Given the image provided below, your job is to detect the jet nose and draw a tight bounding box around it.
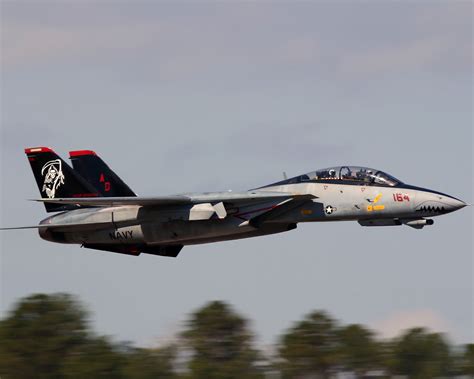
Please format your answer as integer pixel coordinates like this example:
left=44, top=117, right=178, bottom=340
left=443, top=197, right=467, bottom=212
left=414, top=191, right=467, bottom=215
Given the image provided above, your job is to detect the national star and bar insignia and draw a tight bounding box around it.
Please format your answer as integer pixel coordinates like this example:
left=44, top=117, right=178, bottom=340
left=325, top=205, right=335, bottom=215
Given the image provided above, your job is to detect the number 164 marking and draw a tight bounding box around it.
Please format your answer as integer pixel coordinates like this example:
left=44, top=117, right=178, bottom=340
left=393, top=193, right=410, bottom=202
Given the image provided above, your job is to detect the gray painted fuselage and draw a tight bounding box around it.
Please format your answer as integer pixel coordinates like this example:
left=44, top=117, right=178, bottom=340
left=39, top=179, right=466, bottom=253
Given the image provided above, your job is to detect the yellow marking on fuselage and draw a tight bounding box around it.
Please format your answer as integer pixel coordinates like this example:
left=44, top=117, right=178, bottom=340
left=301, top=209, right=313, bottom=215
left=373, top=193, right=382, bottom=203
left=367, top=204, right=385, bottom=212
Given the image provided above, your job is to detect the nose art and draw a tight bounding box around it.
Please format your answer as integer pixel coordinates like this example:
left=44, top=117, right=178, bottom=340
left=415, top=192, right=467, bottom=214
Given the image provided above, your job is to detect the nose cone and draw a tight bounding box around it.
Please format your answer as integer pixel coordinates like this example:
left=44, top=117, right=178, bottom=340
left=415, top=190, right=467, bottom=215
left=447, top=197, right=467, bottom=211
left=443, top=197, right=467, bottom=212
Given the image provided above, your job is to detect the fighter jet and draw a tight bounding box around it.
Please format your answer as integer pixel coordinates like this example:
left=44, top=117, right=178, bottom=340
left=1, top=147, right=467, bottom=257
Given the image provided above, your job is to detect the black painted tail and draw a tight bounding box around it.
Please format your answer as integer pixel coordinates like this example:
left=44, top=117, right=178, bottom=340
left=69, top=150, right=136, bottom=197
left=25, top=147, right=100, bottom=212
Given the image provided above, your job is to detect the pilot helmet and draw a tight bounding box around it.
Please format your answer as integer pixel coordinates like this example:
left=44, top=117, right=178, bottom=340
left=329, top=169, right=336, bottom=177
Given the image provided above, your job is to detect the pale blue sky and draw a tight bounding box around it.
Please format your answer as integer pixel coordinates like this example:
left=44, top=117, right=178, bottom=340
left=1, top=2, right=472, bottom=347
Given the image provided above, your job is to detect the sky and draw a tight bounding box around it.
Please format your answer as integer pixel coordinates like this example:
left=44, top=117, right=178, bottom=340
left=1, top=1, right=472, bottom=348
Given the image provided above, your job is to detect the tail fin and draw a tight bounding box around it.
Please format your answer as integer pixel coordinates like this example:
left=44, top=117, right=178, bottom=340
left=69, top=150, right=136, bottom=197
left=25, top=147, right=100, bottom=212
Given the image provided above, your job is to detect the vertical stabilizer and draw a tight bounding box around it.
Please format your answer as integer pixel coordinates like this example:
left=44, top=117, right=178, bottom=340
left=25, top=147, right=99, bottom=212
left=69, top=150, right=136, bottom=197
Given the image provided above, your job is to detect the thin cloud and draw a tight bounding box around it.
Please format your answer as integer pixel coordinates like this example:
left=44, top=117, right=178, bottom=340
left=372, top=309, right=455, bottom=340
left=3, top=2, right=470, bottom=78
left=1, top=23, right=161, bottom=67
left=339, top=37, right=449, bottom=75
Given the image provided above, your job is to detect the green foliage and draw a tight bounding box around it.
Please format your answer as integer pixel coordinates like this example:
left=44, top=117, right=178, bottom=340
left=277, top=310, right=340, bottom=378
left=461, top=343, right=474, bottom=375
left=338, top=324, right=381, bottom=374
left=122, top=345, right=177, bottom=379
left=0, top=293, right=470, bottom=378
left=390, top=327, right=452, bottom=378
left=0, top=293, right=88, bottom=379
left=61, top=336, right=126, bottom=378
left=0, top=293, right=177, bottom=379
left=182, top=300, right=263, bottom=379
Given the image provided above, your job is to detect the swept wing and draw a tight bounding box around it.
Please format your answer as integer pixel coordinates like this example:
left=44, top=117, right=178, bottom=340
left=35, top=191, right=315, bottom=207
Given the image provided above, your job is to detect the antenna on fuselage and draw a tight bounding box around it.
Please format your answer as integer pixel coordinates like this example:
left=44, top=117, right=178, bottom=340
left=283, top=172, right=288, bottom=180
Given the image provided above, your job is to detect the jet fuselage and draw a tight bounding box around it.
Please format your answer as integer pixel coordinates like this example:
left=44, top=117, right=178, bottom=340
left=14, top=149, right=467, bottom=258
left=39, top=180, right=466, bottom=250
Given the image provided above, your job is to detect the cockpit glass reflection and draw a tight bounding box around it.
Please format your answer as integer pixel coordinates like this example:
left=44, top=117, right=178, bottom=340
left=313, top=166, right=401, bottom=186
left=264, top=166, right=402, bottom=188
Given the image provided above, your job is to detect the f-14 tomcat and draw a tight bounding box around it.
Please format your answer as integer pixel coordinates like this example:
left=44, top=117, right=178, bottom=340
left=2, top=147, right=467, bottom=258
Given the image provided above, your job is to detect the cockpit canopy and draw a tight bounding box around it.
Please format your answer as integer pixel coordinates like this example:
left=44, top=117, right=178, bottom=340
left=274, top=166, right=402, bottom=187
left=312, top=166, right=401, bottom=186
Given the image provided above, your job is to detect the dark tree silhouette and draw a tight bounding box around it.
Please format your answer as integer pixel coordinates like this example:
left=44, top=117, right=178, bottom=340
left=182, top=300, right=263, bottom=379
left=278, top=310, right=340, bottom=379
left=0, top=293, right=88, bottom=379
left=390, top=327, right=452, bottom=378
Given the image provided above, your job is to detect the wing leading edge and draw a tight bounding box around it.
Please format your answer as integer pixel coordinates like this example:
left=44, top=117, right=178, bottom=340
left=35, top=192, right=316, bottom=207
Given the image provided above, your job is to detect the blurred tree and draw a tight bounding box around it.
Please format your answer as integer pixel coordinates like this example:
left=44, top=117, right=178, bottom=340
left=461, top=344, right=474, bottom=376
left=1, top=292, right=469, bottom=379
left=376, top=341, right=398, bottom=376
left=277, top=310, right=340, bottom=379
left=122, top=345, right=177, bottom=379
left=390, top=327, right=452, bottom=378
left=61, top=336, right=125, bottom=378
left=182, top=300, right=263, bottom=379
left=0, top=293, right=88, bottom=379
left=338, top=324, right=381, bottom=376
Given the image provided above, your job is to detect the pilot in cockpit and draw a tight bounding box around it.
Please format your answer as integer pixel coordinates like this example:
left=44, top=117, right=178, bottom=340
left=316, top=169, right=335, bottom=180
left=356, top=168, right=372, bottom=183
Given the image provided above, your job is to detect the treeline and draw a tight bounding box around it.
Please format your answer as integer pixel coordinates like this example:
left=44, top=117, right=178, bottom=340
left=0, top=293, right=472, bottom=378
